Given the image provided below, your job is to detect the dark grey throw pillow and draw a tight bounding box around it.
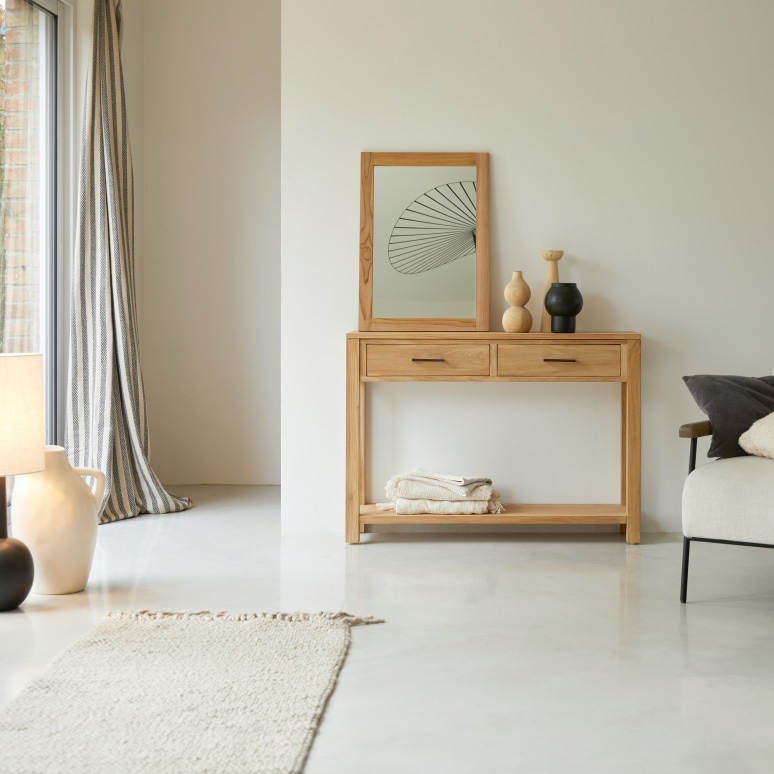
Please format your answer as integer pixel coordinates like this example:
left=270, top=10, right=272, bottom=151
left=683, top=374, right=774, bottom=458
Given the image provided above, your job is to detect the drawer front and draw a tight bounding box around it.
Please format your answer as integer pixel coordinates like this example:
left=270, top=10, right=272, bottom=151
left=365, top=344, right=490, bottom=377
left=497, top=344, right=621, bottom=378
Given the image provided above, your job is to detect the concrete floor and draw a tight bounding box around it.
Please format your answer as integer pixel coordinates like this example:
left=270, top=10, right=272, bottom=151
left=2, top=485, right=774, bottom=773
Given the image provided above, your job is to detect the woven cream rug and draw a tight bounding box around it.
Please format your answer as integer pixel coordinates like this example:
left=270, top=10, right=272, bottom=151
left=0, top=610, right=382, bottom=774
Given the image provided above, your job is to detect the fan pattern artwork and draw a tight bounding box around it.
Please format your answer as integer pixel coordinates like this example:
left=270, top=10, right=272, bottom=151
left=387, top=181, right=477, bottom=274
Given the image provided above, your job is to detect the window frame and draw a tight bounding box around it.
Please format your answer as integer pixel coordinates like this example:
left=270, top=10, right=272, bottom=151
left=24, top=0, right=73, bottom=444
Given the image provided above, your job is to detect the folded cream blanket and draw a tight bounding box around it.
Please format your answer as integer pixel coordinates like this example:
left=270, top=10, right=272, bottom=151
left=379, top=470, right=504, bottom=515
left=377, top=494, right=505, bottom=515
left=385, top=474, right=493, bottom=502
left=392, top=470, right=493, bottom=499
left=411, top=470, right=492, bottom=487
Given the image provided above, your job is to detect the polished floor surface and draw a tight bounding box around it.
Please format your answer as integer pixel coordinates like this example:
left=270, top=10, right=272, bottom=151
left=2, top=485, right=774, bottom=773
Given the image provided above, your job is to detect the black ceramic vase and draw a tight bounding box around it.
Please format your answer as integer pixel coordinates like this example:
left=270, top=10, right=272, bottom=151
left=544, top=282, right=583, bottom=333
left=0, top=537, right=34, bottom=611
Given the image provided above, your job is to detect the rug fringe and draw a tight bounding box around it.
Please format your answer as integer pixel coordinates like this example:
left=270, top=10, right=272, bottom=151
left=324, top=611, right=385, bottom=626
left=106, top=610, right=384, bottom=626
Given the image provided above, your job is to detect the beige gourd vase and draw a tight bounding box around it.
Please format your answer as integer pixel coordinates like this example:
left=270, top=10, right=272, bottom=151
left=502, top=271, right=532, bottom=332
left=11, top=445, right=105, bottom=594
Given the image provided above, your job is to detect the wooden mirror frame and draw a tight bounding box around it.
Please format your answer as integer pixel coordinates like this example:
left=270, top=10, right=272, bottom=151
left=358, top=152, right=490, bottom=331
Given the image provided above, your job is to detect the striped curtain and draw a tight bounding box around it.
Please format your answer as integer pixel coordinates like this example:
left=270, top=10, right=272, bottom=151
left=66, top=0, right=190, bottom=523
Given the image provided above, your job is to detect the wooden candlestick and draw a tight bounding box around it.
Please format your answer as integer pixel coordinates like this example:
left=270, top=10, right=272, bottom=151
left=540, top=250, right=564, bottom=332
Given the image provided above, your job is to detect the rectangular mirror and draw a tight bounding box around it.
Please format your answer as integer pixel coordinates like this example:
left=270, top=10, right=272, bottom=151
left=359, top=152, right=489, bottom=331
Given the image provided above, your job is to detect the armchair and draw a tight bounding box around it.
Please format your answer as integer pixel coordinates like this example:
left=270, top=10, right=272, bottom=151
left=680, top=419, right=774, bottom=603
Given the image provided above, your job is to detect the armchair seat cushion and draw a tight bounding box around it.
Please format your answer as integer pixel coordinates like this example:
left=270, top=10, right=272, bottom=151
left=683, top=456, right=774, bottom=544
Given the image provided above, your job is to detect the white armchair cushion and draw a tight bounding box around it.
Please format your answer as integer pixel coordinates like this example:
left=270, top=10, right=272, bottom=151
left=739, top=411, right=774, bottom=459
left=683, top=456, right=774, bottom=544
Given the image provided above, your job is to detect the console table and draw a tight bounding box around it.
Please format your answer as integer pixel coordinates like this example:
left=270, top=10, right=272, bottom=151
left=346, top=331, right=641, bottom=544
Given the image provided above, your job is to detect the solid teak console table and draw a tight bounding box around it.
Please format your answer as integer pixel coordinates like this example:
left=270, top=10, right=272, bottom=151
left=345, top=331, right=641, bottom=544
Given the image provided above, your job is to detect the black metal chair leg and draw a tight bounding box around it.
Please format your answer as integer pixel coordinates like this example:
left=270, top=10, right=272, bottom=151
left=680, top=536, right=691, bottom=603
left=688, top=438, right=698, bottom=474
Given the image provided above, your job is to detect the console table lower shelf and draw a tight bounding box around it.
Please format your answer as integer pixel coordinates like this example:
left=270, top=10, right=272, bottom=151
left=360, top=503, right=627, bottom=527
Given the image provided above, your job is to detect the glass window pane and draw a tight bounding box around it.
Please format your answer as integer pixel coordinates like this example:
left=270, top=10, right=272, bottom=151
left=0, top=0, right=56, bottom=434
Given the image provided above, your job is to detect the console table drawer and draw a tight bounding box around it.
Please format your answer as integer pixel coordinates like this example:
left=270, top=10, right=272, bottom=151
left=365, top=344, right=490, bottom=377
left=497, top=344, right=621, bottom=378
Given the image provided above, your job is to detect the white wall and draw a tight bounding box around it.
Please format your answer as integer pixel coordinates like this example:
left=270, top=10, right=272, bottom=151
left=70, top=0, right=281, bottom=486
left=282, top=0, right=774, bottom=534
left=141, top=0, right=281, bottom=484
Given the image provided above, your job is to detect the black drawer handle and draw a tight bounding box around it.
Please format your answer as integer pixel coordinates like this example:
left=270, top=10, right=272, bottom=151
left=412, top=357, right=446, bottom=362
left=543, top=358, right=577, bottom=363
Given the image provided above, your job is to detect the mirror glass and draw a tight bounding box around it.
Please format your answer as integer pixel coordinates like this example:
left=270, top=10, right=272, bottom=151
left=359, top=152, right=489, bottom=332
left=373, top=166, right=477, bottom=319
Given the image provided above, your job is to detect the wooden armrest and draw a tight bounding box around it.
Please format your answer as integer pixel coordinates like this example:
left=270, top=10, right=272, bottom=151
left=679, top=420, right=712, bottom=439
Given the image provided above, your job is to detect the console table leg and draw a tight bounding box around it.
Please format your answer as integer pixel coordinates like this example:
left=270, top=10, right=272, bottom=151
left=345, top=338, right=363, bottom=543
left=623, top=339, right=641, bottom=545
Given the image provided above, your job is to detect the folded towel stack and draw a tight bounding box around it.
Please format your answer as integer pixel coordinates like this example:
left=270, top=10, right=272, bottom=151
left=377, top=470, right=505, bottom=515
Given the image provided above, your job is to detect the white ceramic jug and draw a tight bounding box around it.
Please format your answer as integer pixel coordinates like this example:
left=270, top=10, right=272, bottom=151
left=11, top=445, right=105, bottom=594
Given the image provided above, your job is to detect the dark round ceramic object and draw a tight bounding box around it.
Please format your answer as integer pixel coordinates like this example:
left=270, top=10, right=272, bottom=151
left=0, top=538, right=34, bottom=611
left=544, top=282, right=583, bottom=333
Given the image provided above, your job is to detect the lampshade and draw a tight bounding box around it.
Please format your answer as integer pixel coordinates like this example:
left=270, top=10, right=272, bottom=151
left=0, top=354, right=45, bottom=476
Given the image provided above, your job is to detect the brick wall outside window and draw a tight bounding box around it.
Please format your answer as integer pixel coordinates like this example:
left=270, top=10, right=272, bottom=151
left=0, top=0, right=42, bottom=354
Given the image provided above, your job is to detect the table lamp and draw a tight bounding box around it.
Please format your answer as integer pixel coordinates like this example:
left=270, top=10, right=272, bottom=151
left=0, top=354, right=44, bottom=610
